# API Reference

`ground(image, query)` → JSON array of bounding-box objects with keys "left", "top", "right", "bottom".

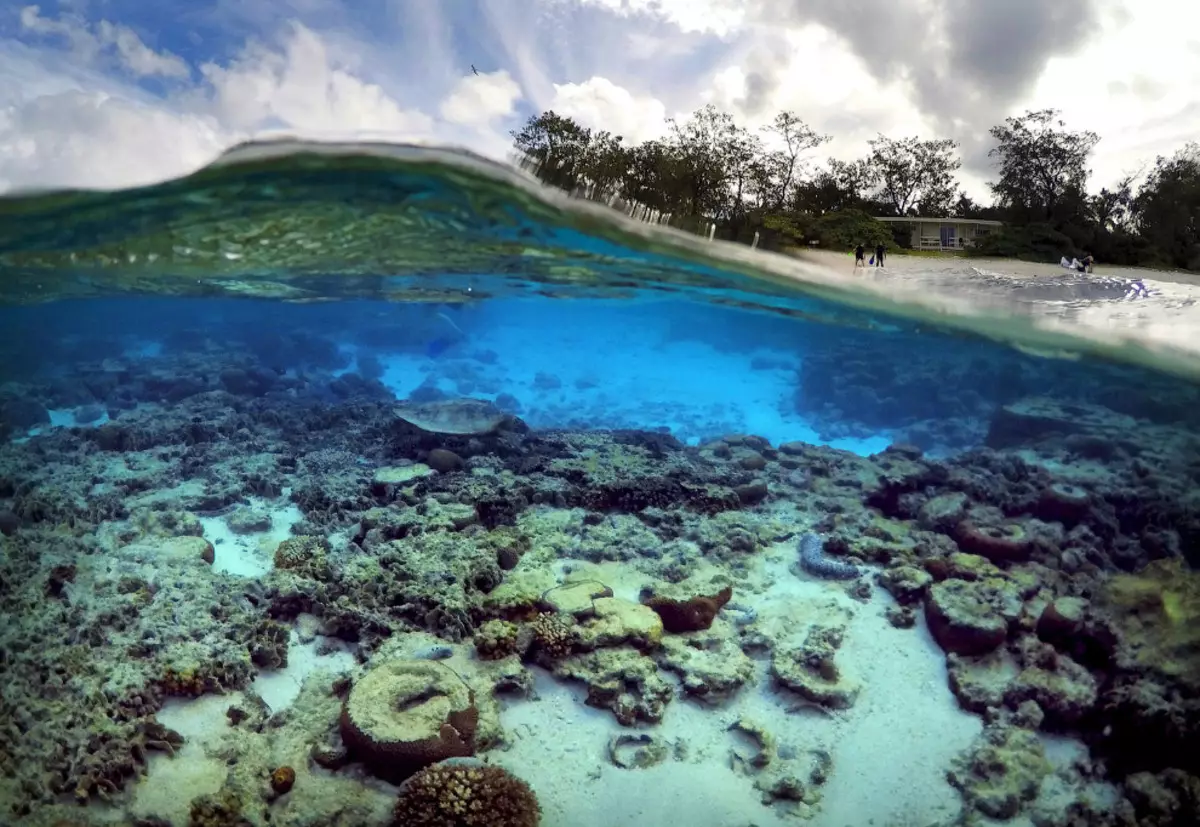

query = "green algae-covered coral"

[
  {"left": 340, "top": 660, "right": 479, "bottom": 783},
  {"left": 392, "top": 759, "right": 540, "bottom": 827}
]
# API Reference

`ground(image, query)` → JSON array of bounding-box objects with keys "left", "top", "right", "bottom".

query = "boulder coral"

[
  {"left": 392, "top": 758, "right": 540, "bottom": 827},
  {"left": 340, "top": 660, "right": 479, "bottom": 783}
]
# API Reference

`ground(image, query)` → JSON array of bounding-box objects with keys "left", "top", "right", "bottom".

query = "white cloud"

[
  {"left": 20, "top": 4, "right": 190, "bottom": 78},
  {"left": 3, "top": 0, "right": 1198, "bottom": 203},
  {"left": 197, "top": 23, "right": 432, "bottom": 135},
  {"left": 0, "top": 91, "right": 226, "bottom": 192},
  {"left": 571, "top": 0, "right": 745, "bottom": 36},
  {"left": 0, "top": 22, "right": 442, "bottom": 192},
  {"left": 439, "top": 70, "right": 523, "bottom": 127},
  {"left": 548, "top": 76, "right": 669, "bottom": 142},
  {"left": 564, "top": 0, "right": 1200, "bottom": 195}
]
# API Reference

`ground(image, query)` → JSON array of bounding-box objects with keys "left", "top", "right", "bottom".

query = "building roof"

[{"left": 875, "top": 216, "right": 1004, "bottom": 226}]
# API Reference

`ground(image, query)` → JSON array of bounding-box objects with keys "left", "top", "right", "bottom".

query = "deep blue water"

[{"left": 3, "top": 291, "right": 1195, "bottom": 456}]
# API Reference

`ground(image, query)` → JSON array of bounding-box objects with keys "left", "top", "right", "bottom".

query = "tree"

[
  {"left": 581, "top": 131, "right": 631, "bottom": 197},
  {"left": 508, "top": 104, "right": 1200, "bottom": 269},
  {"left": 988, "top": 109, "right": 1099, "bottom": 223},
  {"left": 866, "top": 135, "right": 961, "bottom": 216},
  {"left": 1133, "top": 144, "right": 1200, "bottom": 268},
  {"left": 1089, "top": 172, "right": 1136, "bottom": 233},
  {"left": 510, "top": 110, "right": 597, "bottom": 192},
  {"left": 759, "top": 112, "right": 830, "bottom": 210},
  {"left": 664, "top": 104, "right": 740, "bottom": 217}
]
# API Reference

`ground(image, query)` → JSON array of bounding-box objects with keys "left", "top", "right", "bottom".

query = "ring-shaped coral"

[{"left": 340, "top": 660, "right": 479, "bottom": 783}]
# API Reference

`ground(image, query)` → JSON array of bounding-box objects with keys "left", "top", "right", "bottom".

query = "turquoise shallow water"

[{"left": 1, "top": 143, "right": 1198, "bottom": 827}]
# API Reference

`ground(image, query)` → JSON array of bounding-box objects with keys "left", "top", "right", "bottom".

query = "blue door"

[{"left": 939, "top": 225, "right": 956, "bottom": 249}]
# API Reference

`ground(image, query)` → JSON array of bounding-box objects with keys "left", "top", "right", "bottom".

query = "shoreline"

[{"left": 791, "top": 247, "right": 1200, "bottom": 286}]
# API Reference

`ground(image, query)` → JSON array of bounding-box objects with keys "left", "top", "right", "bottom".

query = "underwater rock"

[
  {"left": 533, "top": 371, "right": 561, "bottom": 390},
  {"left": 608, "top": 733, "right": 671, "bottom": 769},
  {"left": 226, "top": 506, "right": 272, "bottom": 535},
  {"left": 553, "top": 648, "right": 673, "bottom": 725},
  {"left": 1005, "top": 640, "right": 1098, "bottom": 728},
  {"left": 481, "top": 567, "right": 558, "bottom": 618},
  {"left": 1086, "top": 558, "right": 1200, "bottom": 776},
  {"left": 734, "top": 480, "right": 770, "bottom": 505},
  {"left": 1096, "top": 558, "right": 1200, "bottom": 686},
  {"left": 739, "top": 452, "right": 768, "bottom": 471},
  {"left": 985, "top": 396, "right": 1136, "bottom": 450},
  {"left": 541, "top": 580, "right": 613, "bottom": 617},
  {"left": 1035, "top": 482, "right": 1093, "bottom": 525},
  {"left": 917, "top": 491, "right": 971, "bottom": 532},
  {"left": 426, "top": 447, "right": 465, "bottom": 473},
  {"left": 728, "top": 717, "right": 777, "bottom": 772},
  {"left": 947, "top": 651, "right": 1019, "bottom": 715},
  {"left": 577, "top": 598, "right": 664, "bottom": 652},
  {"left": 339, "top": 659, "right": 479, "bottom": 783},
  {"left": 1121, "top": 769, "right": 1200, "bottom": 827},
  {"left": 771, "top": 625, "right": 860, "bottom": 710},
  {"left": 373, "top": 463, "right": 434, "bottom": 486},
  {"left": 495, "top": 392, "right": 523, "bottom": 413},
  {"left": 654, "top": 625, "right": 755, "bottom": 704},
  {"left": 947, "top": 725, "right": 1052, "bottom": 819},
  {"left": 925, "top": 577, "right": 1022, "bottom": 656},
  {"left": 877, "top": 564, "right": 933, "bottom": 605},
  {"left": 0, "top": 395, "right": 49, "bottom": 429}
]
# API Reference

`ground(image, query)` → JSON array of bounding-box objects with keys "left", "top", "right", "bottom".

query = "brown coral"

[
  {"left": 269, "top": 765, "right": 295, "bottom": 794},
  {"left": 273, "top": 535, "right": 329, "bottom": 575},
  {"left": 955, "top": 521, "right": 1032, "bottom": 564},
  {"left": 474, "top": 620, "right": 520, "bottom": 660},
  {"left": 641, "top": 585, "right": 732, "bottom": 633},
  {"left": 392, "top": 759, "right": 541, "bottom": 827},
  {"left": 340, "top": 660, "right": 479, "bottom": 783},
  {"left": 527, "top": 612, "right": 575, "bottom": 661}
]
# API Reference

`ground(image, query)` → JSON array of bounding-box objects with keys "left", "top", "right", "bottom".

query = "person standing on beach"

[
  {"left": 855, "top": 244, "right": 866, "bottom": 268},
  {"left": 875, "top": 243, "right": 886, "bottom": 267}
]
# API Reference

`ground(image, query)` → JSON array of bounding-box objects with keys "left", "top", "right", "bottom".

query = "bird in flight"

[{"left": 471, "top": 64, "right": 479, "bottom": 76}]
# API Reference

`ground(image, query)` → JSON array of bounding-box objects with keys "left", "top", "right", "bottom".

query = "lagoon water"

[{"left": 1, "top": 142, "right": 1198, "bottom": 827}]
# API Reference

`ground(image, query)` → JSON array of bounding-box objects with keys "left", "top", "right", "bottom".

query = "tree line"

[{"left": 511, "top": 105, "right": 1200, "bottom": 270}]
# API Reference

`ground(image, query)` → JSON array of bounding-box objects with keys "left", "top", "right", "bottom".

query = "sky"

[{"left": 1, "top": 0, "right": 1198, "bottom": 201}]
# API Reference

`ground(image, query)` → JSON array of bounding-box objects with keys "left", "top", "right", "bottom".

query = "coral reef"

[
  {"left": 392, "top": 759, "right": 541, "bottom": 827},
  {"left": 340, "top": 660, "right": 480, "bottom": 783},
  {"left": 2, "top": 328, "right": 1200, "bottom": 827}
]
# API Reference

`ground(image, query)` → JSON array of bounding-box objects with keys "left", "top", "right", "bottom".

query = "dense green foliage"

[{"left": 512, "top": 106, "right": 1200, "bottom": 269}]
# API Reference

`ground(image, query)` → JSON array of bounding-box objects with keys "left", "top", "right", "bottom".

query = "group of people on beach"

[{"left": 854, "top": 243, "right": 886, "bottom": 269}]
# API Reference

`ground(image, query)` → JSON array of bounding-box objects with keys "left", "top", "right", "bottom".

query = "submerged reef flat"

[{"left": 2, "top": 340, "right": 1200, "bottom": 827}]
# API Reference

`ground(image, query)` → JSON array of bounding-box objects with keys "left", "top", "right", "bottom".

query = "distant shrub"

[
  {"left": 969, "top": 223, "right": 1074, "bottom": 262},
  {"left": 763, "top": 209, "right": 893, "bottom": 251}
]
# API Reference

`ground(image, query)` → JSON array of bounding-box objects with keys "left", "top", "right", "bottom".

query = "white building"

[{"left": 875, "top": 216, "right": 1004, "bottom": 251}]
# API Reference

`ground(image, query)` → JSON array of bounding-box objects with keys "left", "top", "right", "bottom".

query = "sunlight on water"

[{"left": 0, "top": 142, "right": 1197, "bottom": 827}]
